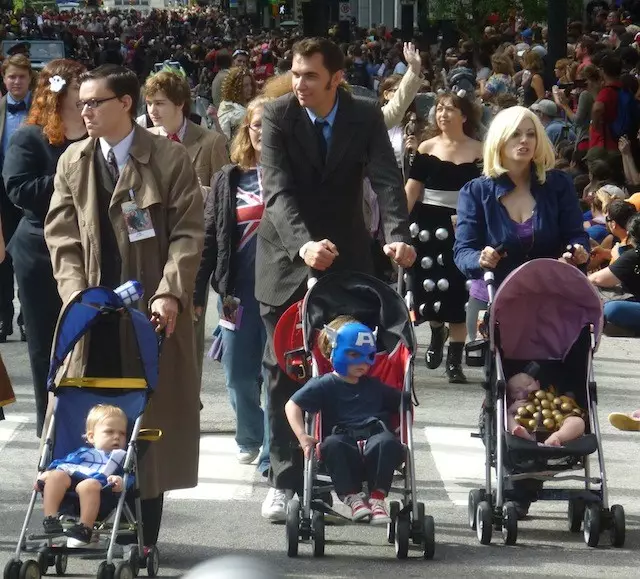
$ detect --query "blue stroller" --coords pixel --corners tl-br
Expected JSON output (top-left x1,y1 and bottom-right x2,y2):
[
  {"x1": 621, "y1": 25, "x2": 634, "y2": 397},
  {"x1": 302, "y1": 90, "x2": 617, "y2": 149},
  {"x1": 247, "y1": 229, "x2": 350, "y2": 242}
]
[{"x1": 3, "y1": 285, "x2": 162, "y2": 579}]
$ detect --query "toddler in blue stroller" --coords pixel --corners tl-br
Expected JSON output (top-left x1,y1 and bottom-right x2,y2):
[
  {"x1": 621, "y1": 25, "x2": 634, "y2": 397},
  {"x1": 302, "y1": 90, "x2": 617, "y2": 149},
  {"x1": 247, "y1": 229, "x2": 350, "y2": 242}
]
[{"x1": 4, "y1": 283, "x2": 162, "y2": 579}]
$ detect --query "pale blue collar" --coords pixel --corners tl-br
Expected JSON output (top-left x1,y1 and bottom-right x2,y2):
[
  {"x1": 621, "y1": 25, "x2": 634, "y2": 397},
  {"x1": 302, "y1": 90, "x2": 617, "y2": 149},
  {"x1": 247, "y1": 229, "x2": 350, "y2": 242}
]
[
  {"x1": 7, "y1": 90, "x2": 31, "y2": 106},
  {"x1": 305, "y1": 94, "x2": 339, "y2": 127}
]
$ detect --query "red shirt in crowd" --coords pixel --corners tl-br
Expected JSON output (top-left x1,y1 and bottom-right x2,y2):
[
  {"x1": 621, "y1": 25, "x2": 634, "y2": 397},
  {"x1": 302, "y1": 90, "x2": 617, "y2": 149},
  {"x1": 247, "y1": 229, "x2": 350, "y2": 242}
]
[{"x1": 589, "y1": 80, "x2": 622, "y2": 150}]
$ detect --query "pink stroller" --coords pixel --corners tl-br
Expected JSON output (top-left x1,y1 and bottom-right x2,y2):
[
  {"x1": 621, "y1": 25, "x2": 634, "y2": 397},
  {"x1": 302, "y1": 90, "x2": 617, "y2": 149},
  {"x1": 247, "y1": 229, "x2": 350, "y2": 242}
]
[{"x1": 466, "y1": 258, "x2": 626, "y2": 548}]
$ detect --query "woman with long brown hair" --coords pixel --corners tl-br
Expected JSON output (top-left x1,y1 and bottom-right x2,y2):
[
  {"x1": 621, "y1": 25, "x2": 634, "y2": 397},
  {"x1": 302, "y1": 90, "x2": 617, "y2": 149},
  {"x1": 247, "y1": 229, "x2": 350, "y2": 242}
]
[
  {"x1": 194, "y1": 96, "x2": 272, "y2": 505},
  {"x1": 3, "y1": 59, "x2": 87, "y2": 436},
  {"x1": 405, "y1": 90, "x2": 483, "y2": 383}
]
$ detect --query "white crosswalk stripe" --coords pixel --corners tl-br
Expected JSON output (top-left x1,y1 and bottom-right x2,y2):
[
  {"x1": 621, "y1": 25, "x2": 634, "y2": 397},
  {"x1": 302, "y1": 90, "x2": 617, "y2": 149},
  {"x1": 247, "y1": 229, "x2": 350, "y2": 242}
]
[
  {"x1": 166, "y1": 435, "x2": 258, "y2": 501},
  {"x1": 424, "y1": 425, "x2": 487, "y2": 506}
]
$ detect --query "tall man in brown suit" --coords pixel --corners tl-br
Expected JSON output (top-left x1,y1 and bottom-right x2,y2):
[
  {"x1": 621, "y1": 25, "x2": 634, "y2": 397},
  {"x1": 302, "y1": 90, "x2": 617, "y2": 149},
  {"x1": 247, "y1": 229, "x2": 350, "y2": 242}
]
[
  {"x1": 45, "y1": 64, "x2": 204, "y2": 547},
  {"x1": 257, "y1": 38, "x2": 416, "y2": 521}
]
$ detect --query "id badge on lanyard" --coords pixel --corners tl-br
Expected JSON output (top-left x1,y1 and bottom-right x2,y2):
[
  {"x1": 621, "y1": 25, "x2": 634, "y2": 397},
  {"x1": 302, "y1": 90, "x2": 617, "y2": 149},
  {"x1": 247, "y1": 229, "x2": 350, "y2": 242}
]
[{"x1": 121, "y1": 188, "x2": 156, "y2": 242}]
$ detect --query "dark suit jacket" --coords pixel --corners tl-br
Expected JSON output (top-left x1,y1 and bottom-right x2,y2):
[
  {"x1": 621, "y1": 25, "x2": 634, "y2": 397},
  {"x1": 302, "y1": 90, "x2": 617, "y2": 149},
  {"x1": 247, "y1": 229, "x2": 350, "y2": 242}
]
[
  {"x1": 0, "y1": 95, "x2": 28, "y2": 241},
  {"x1": 256, "y1": 88, "x2": 410, "y2": 307},
  {"x1": 3, "y1": 125, "x2": 74, "y2": 278}
]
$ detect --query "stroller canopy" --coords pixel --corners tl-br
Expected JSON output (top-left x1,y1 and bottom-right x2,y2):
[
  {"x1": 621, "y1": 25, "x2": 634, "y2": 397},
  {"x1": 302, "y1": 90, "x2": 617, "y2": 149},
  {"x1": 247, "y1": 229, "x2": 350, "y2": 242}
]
[
  {"x1": 46, "y1": 286, "x2": 161, "y2": 391},
  {"x1": 490, "y1": 259, "x2": 603, "y2": 360},
  {"x1": 302, "y1": 272, "x2": 417, "y2": 355}
]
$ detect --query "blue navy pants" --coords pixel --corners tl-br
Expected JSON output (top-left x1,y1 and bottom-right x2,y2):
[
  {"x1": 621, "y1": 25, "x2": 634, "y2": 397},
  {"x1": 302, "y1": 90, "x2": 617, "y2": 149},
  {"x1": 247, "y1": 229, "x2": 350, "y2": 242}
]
[{"x1": 319, "y1": 431, "x2": 404, "y2": 497}]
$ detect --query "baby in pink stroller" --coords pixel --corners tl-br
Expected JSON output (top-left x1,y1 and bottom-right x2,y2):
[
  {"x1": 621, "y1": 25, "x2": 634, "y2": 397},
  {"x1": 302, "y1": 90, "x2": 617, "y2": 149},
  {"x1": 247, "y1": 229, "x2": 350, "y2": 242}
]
[{"x1": 506, "y1": 362, "x2": 585, "y2": 447}]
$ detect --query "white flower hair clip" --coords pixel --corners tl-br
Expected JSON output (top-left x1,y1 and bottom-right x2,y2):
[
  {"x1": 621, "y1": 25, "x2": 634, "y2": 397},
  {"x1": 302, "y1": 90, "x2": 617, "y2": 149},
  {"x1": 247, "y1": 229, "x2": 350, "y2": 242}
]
[{"x1": 49, "y1": 75, "x2": 66, "y2": 93}]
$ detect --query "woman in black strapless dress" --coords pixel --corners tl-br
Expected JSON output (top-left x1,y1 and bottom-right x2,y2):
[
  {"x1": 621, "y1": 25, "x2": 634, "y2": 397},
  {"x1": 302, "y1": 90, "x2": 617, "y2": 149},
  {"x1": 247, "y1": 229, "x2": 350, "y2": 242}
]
[{"x1": 405, "y1": 91, "x2": 483, "y2": 383}]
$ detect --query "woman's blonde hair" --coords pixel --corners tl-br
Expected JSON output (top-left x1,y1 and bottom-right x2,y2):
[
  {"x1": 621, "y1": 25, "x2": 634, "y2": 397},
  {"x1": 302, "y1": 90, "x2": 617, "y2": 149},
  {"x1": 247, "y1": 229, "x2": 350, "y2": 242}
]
[
  {"x1": 491, "y1": 54, "x2": 514, "y2": 76},
  {"x1": 85, "y1": 404, "x2": 127, "y2": 435},
  {"x1": 523, "y1": 50, "x2": 543, "y2": 74},
  {"x1": 230, "y1": 95, "x2": 273, "y2": 170},
  {"x1": 317, "y1": 315, "x2": 359, "y2": 360},
  {"x1": 483, "y1": 105, "x2": 555, "y2": 184},
  {"x1": 262, "y1": 72, "x2": 293, "y2": 98}
]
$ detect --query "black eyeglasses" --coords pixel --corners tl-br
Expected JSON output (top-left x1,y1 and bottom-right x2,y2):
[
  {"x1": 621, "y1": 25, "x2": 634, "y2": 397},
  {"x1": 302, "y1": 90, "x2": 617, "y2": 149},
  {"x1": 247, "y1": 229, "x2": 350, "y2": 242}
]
[{"x1": 76, "y1": 96, "x2": 120, "y2": 110}]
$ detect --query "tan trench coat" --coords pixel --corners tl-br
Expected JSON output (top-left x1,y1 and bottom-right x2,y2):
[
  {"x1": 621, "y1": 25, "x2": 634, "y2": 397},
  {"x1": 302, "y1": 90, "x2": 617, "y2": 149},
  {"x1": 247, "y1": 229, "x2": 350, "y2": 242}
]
[{"x1": 44, "y1": 125, "x2": 204, "y2": 499}]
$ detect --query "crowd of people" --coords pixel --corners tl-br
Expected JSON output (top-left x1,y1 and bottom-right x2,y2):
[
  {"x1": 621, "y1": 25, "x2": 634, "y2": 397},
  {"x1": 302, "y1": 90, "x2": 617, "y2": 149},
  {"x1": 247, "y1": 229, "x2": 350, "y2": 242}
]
[{"x1": 0, "y1": 0, "x2": 640, "y2": 553}]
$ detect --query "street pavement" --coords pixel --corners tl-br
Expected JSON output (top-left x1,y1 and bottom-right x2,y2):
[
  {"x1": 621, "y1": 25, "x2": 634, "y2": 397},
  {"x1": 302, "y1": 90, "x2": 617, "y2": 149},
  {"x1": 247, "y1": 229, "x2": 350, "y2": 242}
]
[{"x1": 1, "y1": 293, "x2": 640, "y2": 578}]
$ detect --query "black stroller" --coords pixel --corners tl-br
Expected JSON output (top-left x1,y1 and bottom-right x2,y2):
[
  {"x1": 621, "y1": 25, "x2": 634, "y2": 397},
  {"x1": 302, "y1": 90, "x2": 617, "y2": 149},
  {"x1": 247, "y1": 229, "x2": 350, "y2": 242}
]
[
  {"x1": 275, "y1": 272, "x2": 435, "y2": 559},
  {"x1": 465, "y1": 259, "x2": 625, "y2": 548}
]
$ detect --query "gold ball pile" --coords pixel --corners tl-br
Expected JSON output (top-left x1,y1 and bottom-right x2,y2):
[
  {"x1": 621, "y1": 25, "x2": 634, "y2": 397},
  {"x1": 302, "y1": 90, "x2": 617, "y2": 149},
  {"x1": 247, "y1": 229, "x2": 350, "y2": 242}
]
[{"x1": 515, "y1": 388, "x2": 585, "y2": 432}]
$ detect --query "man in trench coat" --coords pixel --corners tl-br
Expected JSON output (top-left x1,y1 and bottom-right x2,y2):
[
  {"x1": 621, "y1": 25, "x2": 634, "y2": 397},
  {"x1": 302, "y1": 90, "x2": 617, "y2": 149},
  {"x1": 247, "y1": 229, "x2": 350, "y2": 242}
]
[{"x1": 44, "y1": 64, "x2": 204, "y2": 546}]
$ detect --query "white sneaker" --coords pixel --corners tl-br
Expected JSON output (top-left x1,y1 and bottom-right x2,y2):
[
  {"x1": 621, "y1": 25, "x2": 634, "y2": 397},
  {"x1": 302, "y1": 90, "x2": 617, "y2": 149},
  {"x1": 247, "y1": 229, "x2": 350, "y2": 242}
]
[
  {"x1": 261, "y1": 488, "x2": 288, "y2": 522},
  {"x1": 237, "y1": 449, "x2": 260, "y2": 464}
]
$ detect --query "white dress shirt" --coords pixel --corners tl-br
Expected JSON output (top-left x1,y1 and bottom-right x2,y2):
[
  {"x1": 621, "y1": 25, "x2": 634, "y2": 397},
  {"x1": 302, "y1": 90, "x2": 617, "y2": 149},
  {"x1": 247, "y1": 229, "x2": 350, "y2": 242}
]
[{"x1": 99, "y1": 128, "x2": 135, "y2": 174}]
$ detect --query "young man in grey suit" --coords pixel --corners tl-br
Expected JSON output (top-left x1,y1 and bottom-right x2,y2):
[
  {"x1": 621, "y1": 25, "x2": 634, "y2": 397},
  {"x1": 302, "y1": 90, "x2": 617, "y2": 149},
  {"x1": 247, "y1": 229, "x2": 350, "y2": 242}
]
[{"x1": 257, "y1": 37, "x2": 416, "y2": 521}]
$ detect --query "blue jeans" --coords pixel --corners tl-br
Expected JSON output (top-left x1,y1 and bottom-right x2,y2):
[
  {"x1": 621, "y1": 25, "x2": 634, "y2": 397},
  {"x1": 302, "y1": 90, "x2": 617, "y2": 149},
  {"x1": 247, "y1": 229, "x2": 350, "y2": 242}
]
[
  {"x1": 604, "y1": 300, "x2": 640, "y2": 333},
  {"x1": 219, "y1": 288, "x2": 268, "y2": 455}
]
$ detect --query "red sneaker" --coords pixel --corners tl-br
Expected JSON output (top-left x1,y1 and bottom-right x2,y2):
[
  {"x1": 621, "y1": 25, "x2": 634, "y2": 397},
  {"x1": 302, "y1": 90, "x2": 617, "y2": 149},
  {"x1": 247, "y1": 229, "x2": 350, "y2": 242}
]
[
  {"x1": 344, "y1": 494, "x2": 372, "y2": 522},
  {"x1": 369, "y1": 498, "x2": 391, "y2": 525}
]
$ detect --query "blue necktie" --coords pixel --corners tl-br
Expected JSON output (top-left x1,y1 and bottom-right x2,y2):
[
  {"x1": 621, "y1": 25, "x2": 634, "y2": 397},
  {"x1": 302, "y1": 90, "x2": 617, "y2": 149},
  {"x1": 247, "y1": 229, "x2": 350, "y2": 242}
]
[{"x1": 314, "y1": 119, "x2": 327, "y2": 162}]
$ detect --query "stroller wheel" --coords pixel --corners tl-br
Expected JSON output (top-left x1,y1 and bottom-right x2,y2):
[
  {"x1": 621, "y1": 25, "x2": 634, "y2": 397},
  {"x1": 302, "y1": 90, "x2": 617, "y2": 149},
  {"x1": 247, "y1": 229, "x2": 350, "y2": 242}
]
[
  {"x1": 568, "y1": 498, "x2": 585, "y2": 533},
  {"x1": 502, "y1": 502, "x2": 518, "y2": 546},
  {"x1": 609, "y1": 504, "x2": 625, "y2": 548},
  {"x1": 468, "y1": 490, "x2": 485, "y2": 531},
  {"x1": 53, "y1": 555, "x2": 67, "y2": 577},
  {"x1": 19, "y1": 561, "x2": 41, "y2": 579},
  {"x1": 583, "y1": 504, "x2": 601, "y2": 548},
  {"x1": 387, "y1": 501, "x2": 399, "y2": 544},
  {"x1": 96, "y1": 562, "x2": 114, "y2": 579},
  {"x1": 126, "y1": 547, "x2": 140, "y2": 577},
  {"x1": 286, "y1": 499, "x2": 301, "y2": 558},
  {"x1": 4, "y1": 559, "x2": 21, "y2": 579},
  {"x1": 114, "y1": 563, "x2": 134, "y2": 579},
  {"x1": 476, "y1": 501, "x2": 493, "y2": 545},
  {"x1": 394, "y1": 516, "x2": 410, "y2": 560},
  {"x1": 421, "y1": 515, "x2": 436, "y2": 560},
  {"x1": 144, "y1": 546, "x2": 159, "y2": 577},
  {"x1": 311, "y1": 512, "x2": 325, "y2": 557},
  {"x1": 413, "y1": 503, "x2": 426, "y2": 545},
  {"x1": 36, "y1": 549, "x2": 49, "y2": 576}
]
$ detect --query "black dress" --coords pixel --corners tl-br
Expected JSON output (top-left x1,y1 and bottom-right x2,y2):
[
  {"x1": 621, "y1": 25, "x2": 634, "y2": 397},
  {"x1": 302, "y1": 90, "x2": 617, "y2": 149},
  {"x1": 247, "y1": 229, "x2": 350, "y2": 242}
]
[{"x1": 408, "y1": 153, "x2": 481, "y2": 324}]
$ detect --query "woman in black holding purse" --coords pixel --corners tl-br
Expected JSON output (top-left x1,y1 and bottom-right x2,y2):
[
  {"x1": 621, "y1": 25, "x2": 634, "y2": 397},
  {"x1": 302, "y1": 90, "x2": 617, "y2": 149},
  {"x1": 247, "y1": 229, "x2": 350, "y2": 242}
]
[{"x1": 3, "y1": 59, "x2": 87, "y2": 436}]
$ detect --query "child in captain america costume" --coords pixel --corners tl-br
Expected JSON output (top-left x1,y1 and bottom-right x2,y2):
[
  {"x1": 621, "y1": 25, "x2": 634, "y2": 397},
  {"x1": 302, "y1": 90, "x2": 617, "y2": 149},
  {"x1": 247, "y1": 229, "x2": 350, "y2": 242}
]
[
  {"x1": 37, "y1": 404, "x2": 127, "y2": 547},
  {"x1": 285, "y1": 316, "x2": 405, "y2": 524}
]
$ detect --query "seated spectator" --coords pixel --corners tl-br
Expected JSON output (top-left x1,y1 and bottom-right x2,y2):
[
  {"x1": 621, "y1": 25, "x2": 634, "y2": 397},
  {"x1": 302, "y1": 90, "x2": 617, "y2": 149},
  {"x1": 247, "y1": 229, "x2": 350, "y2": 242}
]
[
  {"x1": 530, "y1": 99, "x2": 576, "y2": 146},
  {"x1": 584, "y1": 188, "x2": 621, "y2": 244},
  {"x1": 589, "y1": 213, "x2": 640, "y2": 336},
  {"x1": 590, "y1": 199, "x2": 637, "y2": 268}
]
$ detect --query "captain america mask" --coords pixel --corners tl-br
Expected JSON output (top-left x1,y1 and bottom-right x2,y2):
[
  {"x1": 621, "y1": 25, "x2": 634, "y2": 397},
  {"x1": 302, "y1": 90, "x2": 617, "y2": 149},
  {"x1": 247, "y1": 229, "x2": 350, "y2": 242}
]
[{"x1": 325, "y1": 322, "x2": 377, "y2": 376}]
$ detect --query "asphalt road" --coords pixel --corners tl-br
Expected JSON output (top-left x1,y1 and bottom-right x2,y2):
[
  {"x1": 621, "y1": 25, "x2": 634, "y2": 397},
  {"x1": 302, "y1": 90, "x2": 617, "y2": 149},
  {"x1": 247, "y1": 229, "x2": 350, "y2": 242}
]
[{"x1": 1, "y1": 295, "x2": 640, "y2": 578}]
